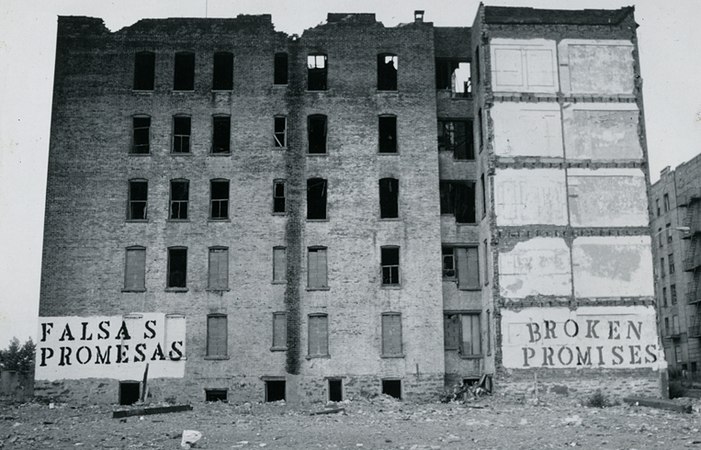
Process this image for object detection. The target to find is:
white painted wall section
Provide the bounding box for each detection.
[492,103,563,157]
[498,237,572,298]
[494,168,568,226]
[558,39,635,95]
[490,38,559,93]
[572,236,654,298]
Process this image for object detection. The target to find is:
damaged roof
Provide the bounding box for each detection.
[483,6,634,26]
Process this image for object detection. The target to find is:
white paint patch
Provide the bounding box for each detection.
[558,39,635,95]
[501,306,664,369]
[35,313,186,381]
[572,236,654,298]
[492,103,563,157]
[498,237,572,298]
[490,38,559,93]
[494,168,568,226]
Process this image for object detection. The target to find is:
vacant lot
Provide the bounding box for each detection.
[1,395,699,449]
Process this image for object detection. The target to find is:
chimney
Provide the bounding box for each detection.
[414,10,425,23]
[661,166,671,177]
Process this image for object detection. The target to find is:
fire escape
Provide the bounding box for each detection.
[683,188,701,338]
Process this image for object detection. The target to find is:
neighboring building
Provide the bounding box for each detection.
[37,5,664,405]
[651,156,701,377]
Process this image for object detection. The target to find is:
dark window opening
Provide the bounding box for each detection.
[274,53,288,85]
[381,247,400,286]
[206,314,227,357]
[377,54,398,90]
[119,381,140,405]
[382,379,401,399]
[442,247,455,279]
[379,178,399,219]
[265,380,286,402]
[174,52,195,90]
[328,379,343,402]
[308,115,327,154]
[173,116,191,153]
[212,52,233,90]
[167,247,187,288]
[205,389,228,402]
[212,116,231,153]
[476,108,483,153]
[663,193,670,212]
[438,120,474,160]
[133,51,155,90]
[128,180,147,220]
[273,180,286,213]
[440,181,476,223]
[379,116,397,153]
[307,178,327,220]
[481,174,487,218]
[435,59,460,89]
[274,116,286,147]
[307,54,327,90]
[210,180,230,219]
[170,180,189,220]
[474,47,480,85]
[132,116,150,154]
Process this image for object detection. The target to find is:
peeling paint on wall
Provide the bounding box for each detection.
[558,39,635,95]
[490,39,558,93]
[494,168,568,226]
[492,103,563,157]
[498,237,572,298]
[572,236,654,298]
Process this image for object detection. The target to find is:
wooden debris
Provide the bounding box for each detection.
[622,397,692,413]
[112,404,193,419]
[309,407,345,416]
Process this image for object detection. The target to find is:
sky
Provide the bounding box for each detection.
[0,0,700,347]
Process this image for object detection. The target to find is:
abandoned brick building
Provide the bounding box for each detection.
[37,5,665,405]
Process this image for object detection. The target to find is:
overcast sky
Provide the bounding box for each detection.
[1,0,700,347]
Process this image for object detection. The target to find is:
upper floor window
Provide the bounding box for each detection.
[308,314,329,357]
[210,179,230,220]
[381,313,403,357]
[274,116,287,148]
[379,178,399,219]
[274,53,288,85]
[170,179,189,220]
[377,54,398,90]
[211,115,231,154]
[124,246,146,292]
[206,314,227,357]
[381,246,400,286]
[273,180,286,214]
[440,181,476,224]
[131,116,150,154]
[307,178,327,220]
[127,179,147,221]
[308,115,327,154]
[173,52,195,91]
[438,120,474,160]
[435,59,470,95]
[307,54,327,90]
[378,116,397,153]
[212,52,233,90]
[167,247,187,289]
[442,246,480,289]
[663,193,670,212]
[172,116,191,154]
[133,51,155,90]
[307,247,328,289]
[208,247,229,291]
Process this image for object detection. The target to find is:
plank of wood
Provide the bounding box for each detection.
[622,397,692,413]
[112,404,193,419]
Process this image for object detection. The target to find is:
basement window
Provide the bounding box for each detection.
[205,389,228,402]
[133,51,155,91]
[438,120,474,160]
[308,114,327,154]
[307,54,327,90]
[328,379,343,402]
[439,181,476,224]
[212,52,233,90]
[131,116,150,154]
[381,246,400,286]
[127,179,148,221]
[170,179,189,220]
[274,53,288,85]
[378,115,397,153]
[210,179,230,220]
[273,180,286,214]
[307,178,327,220]
[379,178,399,219]
[167,247,187,289]
[211,115,231,154]
[172,116,191,154]
[173,52,195,91]
[382,379,401,399]
[274,116,287,148]
[119,381,140,405]
[265,380,286,402]
[377,53,398,91]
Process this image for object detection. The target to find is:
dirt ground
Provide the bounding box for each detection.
[1,395,700,449]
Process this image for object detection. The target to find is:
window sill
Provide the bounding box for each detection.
[460,354,483,360]
[132,89,154,94]
[208,218,231,222]
[209,152,231,156]
[165,287,188,293]
[273,83,288,87]
[270,347,287,352]
[381,354,405,359]
[204,355,229,360]
[307,219,329,222]
[167,219,190,223]
[306,354,330,359]
[379,217,401,221]
[128,153,151,157]
[307,152,328,157]
[206,288,230,292]
[307,287,330,291]
[121,289,146,293]
[126,219,148,223]
[381,285,401,290]
[457,222,478,226]
[272,212,287,217]
[170,152,193,156]
[173,90,195,93]
[271,281,287,285]
[378,151,399,155]
[211,89,233,93]
[306,90,329,93]
[376,90,398,94]
[272,146,287,150]
[458,287,482,292]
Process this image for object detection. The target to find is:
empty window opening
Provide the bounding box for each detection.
[205,389,228,402]
[212,116,231,153]
[133,51,155,90]
[453,63,471,95]
[444,313,481,356]
[208,247,229,290]
[381,313,403,357]
[272,311,287,350]
[210,179,230,219]
[212,52,233,90]
[438,120,474,160]
[274,53,288,85]
[440,181,476,223]
[381,247,400,286]
[173,52,195,90]
[328,379,343,402]
[308,314,329,357]
[273,247,287,283]
[382,379,401,399]
[377,54,398,90]
[119,381,140,405]
[435,59,460,90]
[307,247,328,289]
[274,116,287,148]
[476,108,483,153]
[379,178,399,219]
[273,180,286,213]
[308,115,327,154]
[379,116,397,153]
[167,247,187,288]
[265,380,286,402]
[663,193,670,212]
[442,247,455,279]
[128,180,148,220]
[170,180,189,220]
[474,47,481,85]
[307,54,327,90]
[173,116,191,153]
[132,116,150,154]
[307,178,327,219]
[480,174,487,217]
[207,314,228,357]
[124,247,146,292]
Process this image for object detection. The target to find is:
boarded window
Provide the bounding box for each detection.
[307,54,327,90]
[173,116,191,153]
[438,120,474,160]
[274,116,286,147]
[461,314,481,356]
[170,179,189,220]
[379,178,399,219]
[379,116,397,153]
[308,115,327,154]
[133,51,155,90]
[443,314,460,350]
[273,180,286,213]
[307,247,328,288]
[208,247,228,290]
[274,53,288,85]
[212,116,231,153]
[124,247,146,291]
[212,52,233,90]
[456,247,480,290]
[307,178,327,219]
[377,54,398,90]
[128,180,147,220]
[210,179,229,219]
[381,247,400,286]
[174,52,195,90]
[132,116,150,154]
[308,314,329,357]
[272,312,287,350]
[273,247,286,283]
[167,247,187,288]
[207,314,227,357]
[483,240,489,285]
[439,181,476,223]
[381,313,402,356]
